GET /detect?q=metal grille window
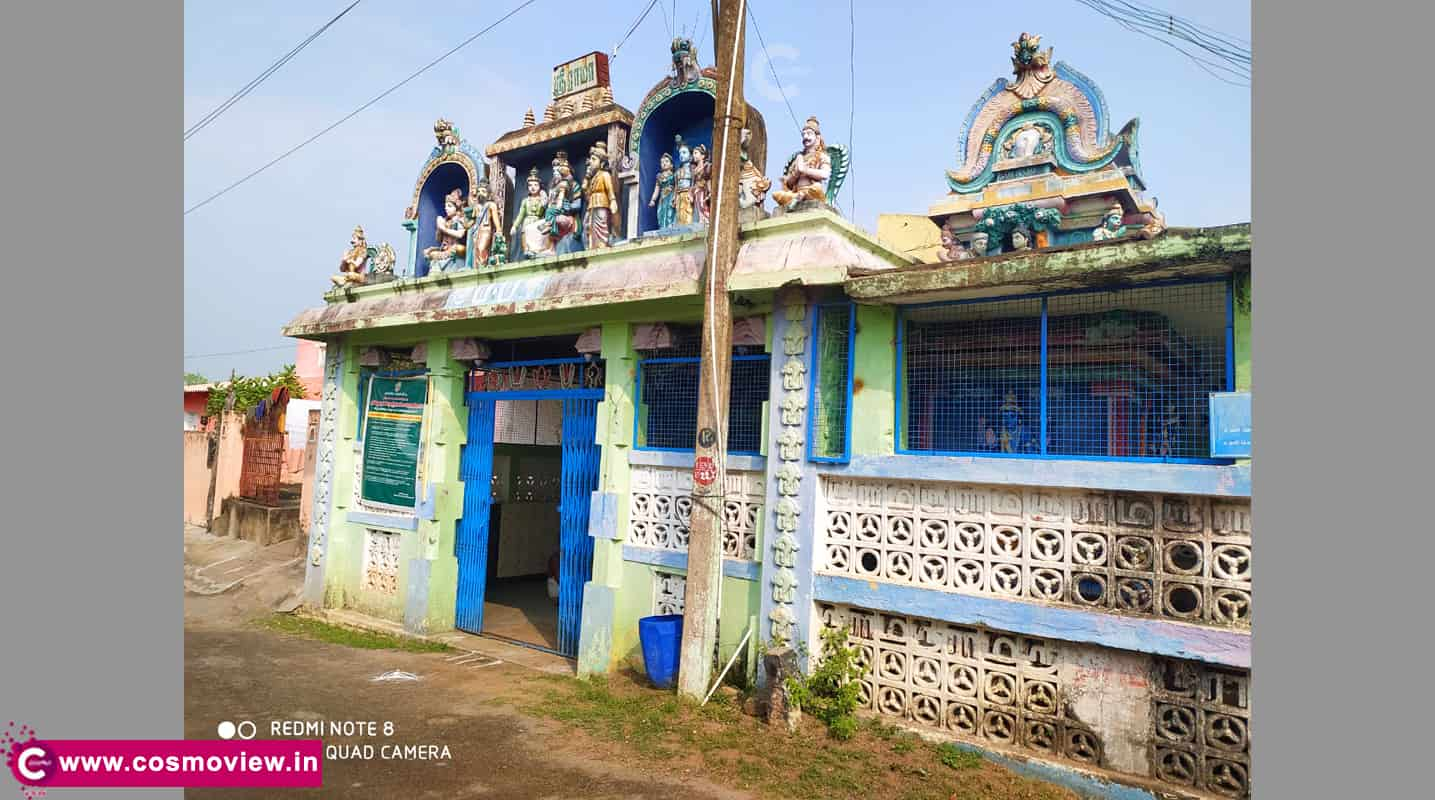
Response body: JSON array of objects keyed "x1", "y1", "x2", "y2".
[
  {"x1": 636, "y1": 347, "x2": 771, "y2": 455},
  {"x1": 899, "y1": 280, "x2": 1232, "y2": 462},
  {"x1": 809, "y1": 303, "x2": 855, "y2": 462}
]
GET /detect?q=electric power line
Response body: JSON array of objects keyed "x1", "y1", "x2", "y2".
[
  {"x1": 1072, "y1": 0, "x2": 1250, "y2": 87},
  {"x1": 844, "y1": 0, "x2": 855, "y2": 218},
  {"x1": 744, "y1": 2, "x2": 801, "y2": 134},
  {"x1": 184, "y1": 344, "x2": 295, "y2": 360},
  {"x1": 184, "y1": 1, "x2": 362, "y2": 142},
  {"x1": 184, "y1": 0, "x2": 543, "y2": 217},
  {"x1": 612, "y1": 0, "x2": 662, "y2": 60}
]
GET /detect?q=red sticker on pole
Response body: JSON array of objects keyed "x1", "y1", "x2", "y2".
[{"x1": 693, "y1": 455, "x2": 717, "y2": 486}]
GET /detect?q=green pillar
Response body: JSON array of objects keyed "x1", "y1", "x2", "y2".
[
  {"x1": 409, "y1": 336, "x2": 467, "y2": 634},
  {"x1": 1234, "y1": 269, "x2": 1252, "y2": 393},
  {"x1": 578, "y1": 322, "x2": 636, "y2": 676},
  {"x1": 851, "y1": 304, "x2": 897, "y2": 456}
]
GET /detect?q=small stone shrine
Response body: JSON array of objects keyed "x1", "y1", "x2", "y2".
[{"x1": 928, "y1": 32, "x2": 1165, "y2": 260}]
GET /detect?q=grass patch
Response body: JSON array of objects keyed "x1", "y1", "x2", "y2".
[
  {"x1": 256, "y1": 614, "x2": 451, "y2": 653},
  {"x1": 516, "y1": 671, "x2": 1079, "y2": 800},
  {"x1": 937, "y1": 742, "x2": 983, "y2": 771}
]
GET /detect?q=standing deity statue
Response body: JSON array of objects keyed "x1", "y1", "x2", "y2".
[
  {"x1": 1091, "y1": 203, "x2": 1127, "y2": 242},
  {"x1": 737, "y1": 127, "x2": 771, "y2": 213},
  {"x1": 468, "y1": 182, "x2": 503, "y2": 266},
  {"x1": 422, "y1": 188, "x2": 470, "y2": 270},
  {"x1": 690, "y1": 143, "x2": 712, "y2": 226},
  {"x1": 581, "y1": 141, "x2": 620, "y2": 249},
  {"x1": 999, "y1": 392, "x2": 1036, "y2": 453},
  {"x1": 543, "y1": 151, "x2": 581, "y2": 250},
  {"x1": 511, "y1": 167, "x2": 553, "y2": 260},
  {"x1": 649, "y1": 151, "x2": 677, "y2": 230},
  {"x1": 673, "y1": 135, "x2": 695, "y2": 226},
  {"x1": 773, "y1": 116, "x2": 832, "y2": 210},
  {"x1": 332, "y1": 225, "x2": 369, "y2": 287}
]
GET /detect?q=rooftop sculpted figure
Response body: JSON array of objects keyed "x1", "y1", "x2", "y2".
[{"x1": 773, "y1": 116, "x2": 831, "y2": 211}]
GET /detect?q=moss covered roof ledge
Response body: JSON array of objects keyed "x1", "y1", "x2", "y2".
[{"x1": 845, "y1": 222, "x2": 1250, "y2": 305}]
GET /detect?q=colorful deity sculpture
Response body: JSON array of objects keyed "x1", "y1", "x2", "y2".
[
  {"x1": 511, "y1": 167, "x2": 553, "y2": 260},
  {"x1": 469, "y1": 182, "x2": 503, "y2": 266},
  {"x1": 1008, "y1": 225, "x2": 1033, "y2": 252},
  {"x1": 433, "y1": 117, "x2": 460, "y2": 149},
  {"x1": 673, "y1": 135, "x2": 695, "y2": 226},
  {"x1": 332, "y1": 225, "x2": 370, "y2": 287},
  {"x1": 1139, "y1": 197, "x2": 1167, "y2": 239},
  {"x1": 422, "y1": 188, "x2": 470, "y2": 271},
  {"x1": 671, "y1": 36, "x2": 700, "y2": 86},
  {"x1": 582, "y1": 141, "x2": 620, "y2": 249},
  {"x1": 773, "y1": 116, "x2": 833, "y2": 210},
  {"x1": 998, "y1": 392, "x2": 1036, "y2": 453},
  {"x1": 649, "y1": 151, "x2": 677, "y2": 229},
  {"x1": 1091, "y1": 203, "x2": 1128, "y2": 241},
  {"x1": 969, "y1": 231, "x2": 991, "y2": 257},
  {"x1": 543, "y1": 150, "x2": 581, "y2": 251},
  {"x1": 939, "y1": 220, "x2": 973, "y2": 261},
  {"x1": 737, "y1": 127, "x2": 771, "y2": 217},
  {"x1": 689, "y1": 143, "x2": 712, "y2": 226}
]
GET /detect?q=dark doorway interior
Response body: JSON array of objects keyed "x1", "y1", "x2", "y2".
[{"x1": 480, "y1": 441, "x2": 562, "y2": 650}]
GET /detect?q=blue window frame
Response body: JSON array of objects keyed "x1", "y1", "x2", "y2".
[
  {"x1": 808, "y1": 302, "x2": 856, "y2": 463},
  {"x1": 635, "y1": 348, "x2": 771, "y2": 456},
  {"x1": 897, "y1": 278, "x2": 1234, "y2": 463},
  {"x1": 357, "y1": 368, "x2": 428, "y2": 439}
]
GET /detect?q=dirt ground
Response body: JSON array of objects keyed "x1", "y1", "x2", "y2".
[{"x1": 183, "y1": 527, "x2": 1077, "y2": 800}]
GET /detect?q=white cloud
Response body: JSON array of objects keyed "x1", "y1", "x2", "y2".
[{"x1": 753, "y1": 42, "x2": 808, "y2": 105}]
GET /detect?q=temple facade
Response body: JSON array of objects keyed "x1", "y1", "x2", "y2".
[{"x1": 287, "y1": 34, "x2": 1252, "y2": 800}]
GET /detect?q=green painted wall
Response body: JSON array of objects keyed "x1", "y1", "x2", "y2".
[
  {"x1": 1234, "y1": 269, "x2": 1251, "y2": 393},
  {"x1": 851, "y1": 304, "x2": 897, "y2": 456}
]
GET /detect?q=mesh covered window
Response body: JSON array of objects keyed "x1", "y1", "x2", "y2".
[
  {"x1": 809, "y1": 303, "x2": 854, "y2": 462},
  {"x1": 636, "y1": 331, "x2": 771, "y2": 455},
  {"x1": 900, "y1": 280, "x2": 1231, "y2": 462}
]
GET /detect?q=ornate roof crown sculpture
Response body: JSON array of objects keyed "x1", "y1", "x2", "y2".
[{"x1": 927, "y1": 32, "x2": 1165, "y2": 259}]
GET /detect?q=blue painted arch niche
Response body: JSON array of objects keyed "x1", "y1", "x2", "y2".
[
  {"x1": 415, "y1": 161, "x2": 473, "y2": 277},
  {"x1": 636, "y1": 89, "x2": 715, "y2": 237}
]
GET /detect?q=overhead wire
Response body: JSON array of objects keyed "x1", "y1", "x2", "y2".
[
  {"x1": 184, "y1": 344, "x2": 295, "y2": 360},
  {"x1": 184, "y1": 0, "x2": 543, "y2": 217},
  {"x1": 1072, "y1": 0, "x2": 1249, "y2": 87},
  {"x1": 744, "y1": 2, "x2": 801, "y2": 134},
  {"x1": 184, "y1": 0, "x2": 363, "y2": 142},
  {"x1": 614, "y1": 0, "x2": 662, "y2": 59}
]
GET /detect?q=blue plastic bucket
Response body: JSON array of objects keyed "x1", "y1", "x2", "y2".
[{"x1": 638, "y1": 614, "x2": 684, "y2": 689}]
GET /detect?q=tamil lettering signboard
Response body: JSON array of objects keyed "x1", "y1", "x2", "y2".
[
  {"x1": 552, "y1": 51, "x2": 608, "y2": 100},
  {"x1": 1209, "y1": 391, "x2": 1252, "y2": 458},
  {"x1": 360, "y1": 375, "x2": 429, "y2": 509}
]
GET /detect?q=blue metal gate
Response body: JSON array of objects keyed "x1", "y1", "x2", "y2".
[
  {"x1": 455, "y1": 359, "x2": 605, "y2": 656},
  {"x1": 454, "y1": 397, "x2": 496, "y2": 634},
  {"x1": 557, "y1": 397, "x2": 601, "y2": 656}
]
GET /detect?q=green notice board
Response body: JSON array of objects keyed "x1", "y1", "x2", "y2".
[{"x1": 360, "y1": 375, "x2": 428, "y2": 509}]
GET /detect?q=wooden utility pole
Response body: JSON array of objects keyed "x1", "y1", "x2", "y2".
[{"x1": 678, "y1": 0, "x2": 747, "y2": 700}]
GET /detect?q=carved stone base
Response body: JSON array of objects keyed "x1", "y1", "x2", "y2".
[
  {"x1": 761, "y1": 646, "x2": 802, "y2": 733},
  {"x1": 738, "y1": 205, "x2": 770, "y2": 225},
  {"x1": 774, "y1": 198, "x2": 831, "y2": 217}
]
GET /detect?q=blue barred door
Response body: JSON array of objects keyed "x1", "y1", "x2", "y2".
[
  {"x1": 557, "y1": 398, "x2": 601, "y2": 657},
  {"x1": 454, "y1": 397, "x2": 495, "y2": 634}
]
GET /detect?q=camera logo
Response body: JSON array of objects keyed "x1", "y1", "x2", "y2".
[{"x1": 4, "y1": 723, "x2": 53, "y2": 799}]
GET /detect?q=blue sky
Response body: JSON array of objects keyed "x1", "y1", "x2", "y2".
[{"x1": 183, "y1": 0, "x2": 1250, "y2": 380}]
